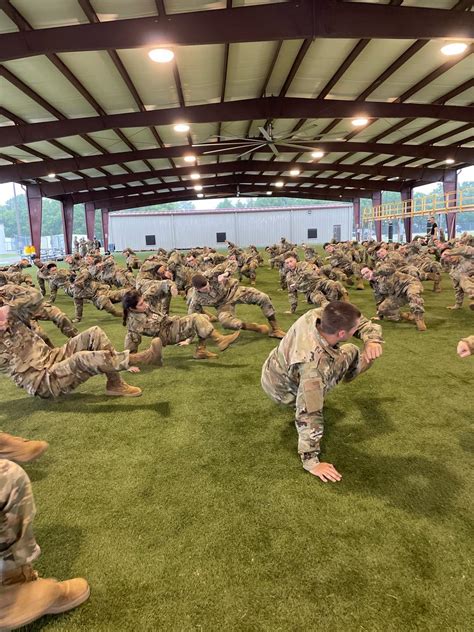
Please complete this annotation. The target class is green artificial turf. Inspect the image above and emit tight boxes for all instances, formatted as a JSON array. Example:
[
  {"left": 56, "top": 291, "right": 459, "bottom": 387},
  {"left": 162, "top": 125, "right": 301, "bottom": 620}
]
[{"left": 1, "top": 252, "right": 473, "bottom": 631}]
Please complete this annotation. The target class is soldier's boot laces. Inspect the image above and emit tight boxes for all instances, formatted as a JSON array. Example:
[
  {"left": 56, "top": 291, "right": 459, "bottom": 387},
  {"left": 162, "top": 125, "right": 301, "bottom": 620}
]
[
  {"left": 0, "top": 563, "right": 90, "bottom": 631},
  {"left": 210, "top": 329, "right": 240, "bottom": 351},
  {"left": 105, "top": 373, "right": 142, "bottom": 397},
  {"left": 267, "top": 317, "right": 286, "bottom": 339},
  {"left": 415, "top": 317, "right": 427, "bottom": 332},
  {"left": 193, "top": 341, "right": 218, "bottom": 360},
  {"left": 242, "top": 322, "right": 270, "bottom": 335},
  {"left": 129, "top": 338, "right": 163, "bottom": 367},
  {"left": 0, "top": 433, "right": 48, "bottom": 464}
]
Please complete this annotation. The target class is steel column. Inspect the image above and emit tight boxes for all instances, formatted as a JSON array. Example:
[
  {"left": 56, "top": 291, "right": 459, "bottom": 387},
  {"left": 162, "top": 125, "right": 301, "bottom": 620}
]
[
  {"left": 353, "top": 197, "right": 361, "bottom": 241},
  {"left": 372, "top": 191, "right": 382, "bottom": 241},
  {"left": 401, "top": 186, "right": 413, "bottom": 243},
  {"left": 101, "top": 208, "right": 109, "bottom": 251},
  {"left": 61, "top": 196, "right": 74, "bottom": 254},
  {"left": 443, "top": 171, "right": 458, "bottom": 239},
  {"left": 25, "top": 184, "right": 42, "bottom": 257},
  {"left": 85, "top": 202, "right": 96, "bottom": 240}
]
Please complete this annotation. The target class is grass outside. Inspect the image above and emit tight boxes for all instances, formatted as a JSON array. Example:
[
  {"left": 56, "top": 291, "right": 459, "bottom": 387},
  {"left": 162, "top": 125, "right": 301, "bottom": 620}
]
[{"left": 1, "top": 252, "right": 473, "bottom": 631}]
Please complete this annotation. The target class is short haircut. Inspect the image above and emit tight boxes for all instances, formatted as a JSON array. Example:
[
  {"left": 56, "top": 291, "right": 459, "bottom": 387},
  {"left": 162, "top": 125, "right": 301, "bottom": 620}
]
[
  {"left": 320, "top": 301, "right": 361, "bottom": 335},
  {"left": 285, "top": 253, "right": 297, "bottom": 261},
  {"left": 46, "top": 262, "right": 57, "bottom": 270},
  {"left": 192, "top": 274, "right": 208, "bottom": 289}
]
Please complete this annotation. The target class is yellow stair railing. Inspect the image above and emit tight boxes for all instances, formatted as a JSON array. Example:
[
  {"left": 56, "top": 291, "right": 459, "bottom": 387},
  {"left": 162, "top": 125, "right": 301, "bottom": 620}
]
[{"left": 362, "top": 187, "right": 474, "bottom": 223}]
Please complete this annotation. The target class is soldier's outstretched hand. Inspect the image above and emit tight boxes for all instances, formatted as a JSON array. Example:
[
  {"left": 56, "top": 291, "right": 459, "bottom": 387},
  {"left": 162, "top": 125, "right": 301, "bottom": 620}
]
[
  {"left": 363, "top": 341, "right": 383, "bottom": 362},
  {"left": 457, "top": 340, "right": 471, "bottom": 358},
  {"left": 309, "top": 462, "right": 342, "bottom": 483}
]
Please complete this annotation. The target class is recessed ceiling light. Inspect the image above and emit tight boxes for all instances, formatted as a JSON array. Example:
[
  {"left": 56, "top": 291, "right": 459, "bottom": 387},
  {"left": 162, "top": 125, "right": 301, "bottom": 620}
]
[
  {"left": 352, "top": 117, "right": 369, "bottom": 127},
  {"left": 274, "top": 181, "right": 284, "bottom": 188},
  {"left": 148, "top": 48, "right": 174, "bottom": 63},
  {"left": 47, "top": 173, "right": 56, "bottom": 178},
  {"left": 445, "top": 158, "right": 455, "bottom": 164},
  {"left": 190, "top": 172, "right": 200, "bottom": 180},
  {"left": 441, "top": 42, "right": 468, "bottom": 56},
  {"left": 184, "top": 154, "right": 196, "bottom": 163},
  {"left": 311, "top": 150, "right": 324, "bottom": 159},
  {"left": 174, "top": 123, "right": 190, "bottom": 133},
  {"left": 197, "top": 193, "right": 204, "bottom": 198},
  {"left": 266, "top": 191, "right": 272, "bottom": 195},
  {"left": 289, "top": 168, "right": 300, "bottom": 176},
  {"left": 194, "top": 184, "right": 203, "bottom": 191}
]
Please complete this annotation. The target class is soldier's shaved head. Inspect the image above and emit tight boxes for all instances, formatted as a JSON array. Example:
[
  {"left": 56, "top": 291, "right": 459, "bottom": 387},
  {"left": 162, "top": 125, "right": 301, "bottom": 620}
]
[
  {"left": 192, "top": 274, "right": 208, "bottom": 289},
  {"left": 320, "top": 301, "right": 361, "bottom": 335}
]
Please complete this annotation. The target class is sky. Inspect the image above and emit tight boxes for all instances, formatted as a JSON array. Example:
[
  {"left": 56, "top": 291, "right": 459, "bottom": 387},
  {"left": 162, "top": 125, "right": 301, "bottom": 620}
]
[{"left": 0, "top": 165, "right": 472, "bottom": 207}]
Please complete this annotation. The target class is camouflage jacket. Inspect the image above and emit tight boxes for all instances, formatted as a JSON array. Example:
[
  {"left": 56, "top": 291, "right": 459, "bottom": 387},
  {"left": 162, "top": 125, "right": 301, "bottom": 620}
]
[
  {"left": 448, "top": 246, "right": 474, "bottom": 279},
  {"left": 286, "top": 261, "right": 321, "bottom": 295},
  {"left": 125, "top": 307, "right": 166, "bottom": 337},
  {"left": 188, "top": 262, "right": 239, "bottom": 312},
  {"left": 371, "top": 270, "right": 422, "bottom": 304}
]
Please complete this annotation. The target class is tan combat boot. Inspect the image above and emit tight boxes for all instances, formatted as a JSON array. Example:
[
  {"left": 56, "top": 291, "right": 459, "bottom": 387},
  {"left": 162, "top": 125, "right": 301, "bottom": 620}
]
[
  {"left": 400, "top": 312, "right": 415, "bottom": 322},
  {"left": 432, "top": 279, "right": 442, "bottom": 293},
  {"left": 105, "top": 373, "right": 142, "bottom": 397},
  {"left": 193, "top": 340, "right": 218, "bottom": 360},
  {"left": 242, "top": 322, "right": 270, "bottom": 335},
  {"left": 0, "top": 433, "right": 48, "bottom": 464},
  {"left": 0, "top": 564, "right": 90, "bottom": 631},
  {"left": 415, "top": 316, "right": 427, "bottom": 331},
  {"left": 129, "top": 338, "right": 163, "bottom": 366},
  {"left": 355, "top": 279, "right": 365, "bottom": 290},
  {"left": 210, "top": 329, "right": 240, "bottom": 351},
  {"left": 267, "top": 317, "right": 286, "bottom": 339}
]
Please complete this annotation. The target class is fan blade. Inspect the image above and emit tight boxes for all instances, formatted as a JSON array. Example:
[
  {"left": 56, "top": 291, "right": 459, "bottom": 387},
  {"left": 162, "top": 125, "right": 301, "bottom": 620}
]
[
  {"left": 274, "top": 142, "right": 323, "bottom": 152},
  {"left": 236, "top": 143, "right": 267, "bottom": 159},
  {"left": 269, "top": 143, "right": 279, "bottom": 157},
  {"left": 202, "top": 143, "right": 259, "bottom": 155},
  {"left": 258, "top": 126, "right": 273, "bottom": 142}
]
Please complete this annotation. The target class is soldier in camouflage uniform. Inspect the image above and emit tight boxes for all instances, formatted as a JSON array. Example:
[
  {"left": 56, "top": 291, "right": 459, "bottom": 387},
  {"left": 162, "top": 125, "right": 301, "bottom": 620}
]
[
  {"left": 0, "top": 460, "right": 90, "bottom": 628},
  {"left": 71, "top": 267, "right": 127, "bottom": 322},
  {"left": 32, "top": 260, "right": 51, "bottom": 296},
  {"left": 188, "top": 263, "right": 286, "bottom": 338},
  {"left": 122, "top": 290, "right": 240, "bottom": 359},
  {"left": 0, "top": 285, "right": 162, "bottom": 399},
  {"left": 261, "top": 301, "right": 383, "bottom": 482},
  {"left": 97, "top": 257, "right": 135, "bottom": 288},
  {"left": 361, "top": 265, "right": 427, "bottom": 331},
  {"left": 45, "top": 264, "right": 73, "bottom": 303},
  {"left": 283, "top": 255, "right": 348, "bottom": 313},
  {"left": 441, "top": 245, "right": 474, "bottom": 311},
  {"left": 123, "top": 248, "right": 142, "bottom": 271},
  {"left": 324, "top": 243, "right": 364, "bottom": 289}
]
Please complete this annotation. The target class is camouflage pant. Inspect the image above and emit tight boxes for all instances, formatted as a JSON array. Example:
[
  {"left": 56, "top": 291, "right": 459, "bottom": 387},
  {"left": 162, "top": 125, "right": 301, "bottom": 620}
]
[
  {"left": 34, "top": 304, "right": 78, "bottom": 338},
  {"left": 28, "top": 326, "right": 129, "bottom": 398},
  {"left": 74, "top": 288, "right": 126, "bottom": 319},
  {"left": 217, "top": 287, "right": 276, "bottom": 330},
  {"left": 0, "top": 460, "right": 40, "bottom": 576},
  {"left": 36, "top": 276, "right": 47, "bottom": 296},
  {"left": 378, "top": 287, "right": 425, "bottom": 319},
  {"left": 452, "top": 273, "right": 474, "bottom": 306},
  {"left": 289, "top": 279, "right": 346, "bottom": 312},
  {"left": 125, "top": 314, "right": 214, "bottom": 352},
  {"left": 261, "top": 344, "right": 360, "bottom": 470},
  {"left": 239, "top": 261, "right": 257, "bottom": 282},
  {"left": 320, "top": 265, "right": 348, "bottom": 285}
]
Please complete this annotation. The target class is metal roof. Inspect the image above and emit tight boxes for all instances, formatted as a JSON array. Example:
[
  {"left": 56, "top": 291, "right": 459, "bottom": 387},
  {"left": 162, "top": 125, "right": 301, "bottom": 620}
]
[{"left": 0, "top": 0, "right": 472, "bottom": 211}]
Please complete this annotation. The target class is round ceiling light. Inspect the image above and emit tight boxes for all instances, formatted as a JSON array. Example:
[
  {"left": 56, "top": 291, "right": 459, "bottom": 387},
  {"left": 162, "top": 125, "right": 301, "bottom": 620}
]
[
  {"left": 289, "top": 168, "right": 300, "bottom": 176},
  {"left": 274, "top": 181, "right": 284, "bottom": 188},
  {"left": 445, "top": 158, "right": 455, "bottom": 164},
  {"left": 148, "top": 48, "right": 175, "bottom": 63},
  {"left": 194, "top": 184, "right": 203, "bottom": 191},
  {"left": 190, "top": 172, "right": 200, "bottom": 180},
  {"left": 174, "top": 123, "right": 190, "bottom": 133},
  {"left": 351, "top": 117, "right": 369, "bottom": 127},
  {"left": 197, "top": 193, "right": 204, "bottom": 198},
  {"left": 440, "top": 43, "right": 468, "bottom": 56},
  {"left": 266, "top": 191, "right": 272, "bottom": 195},
  {"left": 184, "top": 154, "right": 196, "bottom": 163},
  {"left": 311, "top": 150, "right": 324, "bottom": 159}
]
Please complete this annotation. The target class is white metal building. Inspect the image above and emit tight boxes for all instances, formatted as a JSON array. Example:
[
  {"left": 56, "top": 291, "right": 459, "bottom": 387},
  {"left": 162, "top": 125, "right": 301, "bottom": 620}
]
[{"left": 109, "top": 204, "right": 353, "bottom": 250}]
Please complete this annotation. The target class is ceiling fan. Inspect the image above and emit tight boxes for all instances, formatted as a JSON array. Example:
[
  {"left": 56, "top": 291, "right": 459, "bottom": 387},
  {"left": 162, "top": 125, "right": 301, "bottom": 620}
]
[{"left": 192, "top": 121, "right": 347, "bottom": 160}]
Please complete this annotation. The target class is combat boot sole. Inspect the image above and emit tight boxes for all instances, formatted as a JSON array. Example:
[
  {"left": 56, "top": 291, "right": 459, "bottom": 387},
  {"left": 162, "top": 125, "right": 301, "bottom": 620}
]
[{"left": 45, "top": 578, "right": 90, "bottom": 615}]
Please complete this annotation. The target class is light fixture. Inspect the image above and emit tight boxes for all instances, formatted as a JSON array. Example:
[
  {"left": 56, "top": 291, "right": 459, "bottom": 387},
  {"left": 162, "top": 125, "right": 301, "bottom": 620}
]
[
  {"left": 266, "top": 191, "right": 272, "bottom": 195},
  {"left": 197, "top": 193, "right": 204, "bottom": 198},
  {"left": 194, "top": 184, "right": 203, "bottom": 191},
  {"left": 190, "top": 172, "right": 200, "bottom": 180},
  {"left": 351, "top": 117, "right": 369, "bottom": 127},
  {"left": 148, "top": 48, "right": 174, "bottom": 63},
  {"left": 47, "top": 173, "right": 56, "bottom": 178},
  {"left": 274, "top": 181, "right": 284, "bottom": 188},
  {"left": 184, "top": 154, "right": 196, "bottom": 163},
  {"left": 311, "top": 150, "right": 324, "bottom": 159},
  {"left": 441, "top": 42, "right": 468, "bottom": 56},
  {"left": 289, "top": 168, "right": 300, "bottom": 176},
  {"left": 174, "top": 123, "right": 190, "bottom": 133},
  {"left": 445, "top": 158, "right": 455, "bottom": 164}
]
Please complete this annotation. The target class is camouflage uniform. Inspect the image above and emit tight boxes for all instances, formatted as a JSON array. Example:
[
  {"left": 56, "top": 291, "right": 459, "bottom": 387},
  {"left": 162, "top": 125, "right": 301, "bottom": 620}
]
[
  {"left": 0, "top": 460, "right": 40, "bottom": 576},
  {"left": 261, "top": 308, "right": 382, "bottom": 471},
  {"left": 48, "top": 269, "right": 73, "bottom": 303},
  {"left": 446, "top": 246, "right": 474, "bottom": 308},
  {"left": 188, "top": 263, "right": 278, "bottom": 331},
  {"left": 72, "top": 269, "right": 125, "bottom": 320},
  {"left": 326, "top": 249, "right": 363, "bottom": 287},
  {"left": 33, "top": 261, "right": 52, "bottom": 296},
  {"left": 370, "top": 267, "right": 425, "bottom": 321},
  {"left": 98, "top": 259, "right": 135, "bottom": 288},
  {"left": 0, "top": 286, "right": 130, "bottom": 398},
  {"left": 136, "top": 278, "right": 177, "bottom": 314},
  {"left": 124, "top": 308, "right": 214, "bottom": 352},
  {"left": 285, "top": 262, "right": 347, "bottom": 313}
]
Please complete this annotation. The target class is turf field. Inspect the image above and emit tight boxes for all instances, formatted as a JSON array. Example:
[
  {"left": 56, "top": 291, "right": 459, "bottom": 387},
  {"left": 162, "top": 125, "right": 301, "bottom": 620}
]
[{"left": 1, "top": 252, "right": 473, "bottom": 631}]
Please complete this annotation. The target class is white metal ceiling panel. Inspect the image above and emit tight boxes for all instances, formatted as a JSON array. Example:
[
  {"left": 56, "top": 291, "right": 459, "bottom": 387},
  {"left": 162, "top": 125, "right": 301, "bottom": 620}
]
[
  {"left": 10, "top": 0, "right": 88, "bottom": 28},
  {"left": 175, "top": 45, "right": 225, "bottom": 105},
  {"left": 225, "top": 42, "right": 280, "bottom": 101}
]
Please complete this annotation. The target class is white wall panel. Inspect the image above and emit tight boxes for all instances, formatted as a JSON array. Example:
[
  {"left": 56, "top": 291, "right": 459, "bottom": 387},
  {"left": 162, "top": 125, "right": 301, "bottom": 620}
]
[{"left": 109, "top": 204, "right": 353, "bottom": 250}]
